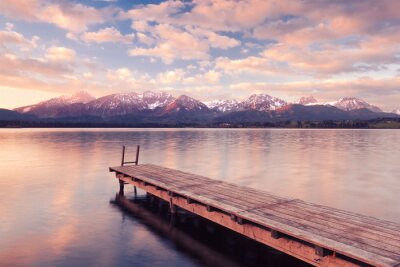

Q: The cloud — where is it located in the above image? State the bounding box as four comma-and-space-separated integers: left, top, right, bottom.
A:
123, 0, 288, 32
184, 70, 221, 85
46, 46, 76, 62
132, 20, 151, 32
215, 56, 289, 75
0, 27, 39, 51
123, 0, 400, 76
0, 28, 75, 90
129, 23, 239, 63
136, 32, 156, 46
0, 0, 117, 33
122, 0, 186, 24
228, 76, 400, 111
81, 27, 134, 44
0, 52, 72, 78
263, 36, 400, 76
129, 24, 210, 64
107, 68, 133, 81
2, 0, 400, 111
186, 26, 240, 49
157, 69, 185, 84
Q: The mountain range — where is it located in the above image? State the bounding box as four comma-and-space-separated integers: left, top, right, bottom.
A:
2, 90, 398, 126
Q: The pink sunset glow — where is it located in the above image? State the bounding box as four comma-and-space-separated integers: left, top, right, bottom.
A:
0, 0, 399, 111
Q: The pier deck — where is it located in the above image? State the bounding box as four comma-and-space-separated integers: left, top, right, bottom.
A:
110, 164, 400, 267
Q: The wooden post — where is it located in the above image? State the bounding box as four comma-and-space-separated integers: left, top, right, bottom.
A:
271, 230, 282, 239
121, 145, 125, 166
315, 245, 331, 257
134, 186, 137, 195
169, 198, 176, 214
135, 145, 140, 165
119, 179, 124, 195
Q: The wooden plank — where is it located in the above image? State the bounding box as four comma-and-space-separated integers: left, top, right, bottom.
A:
198, 189, 400, 258
238, 210, 399, 267
201, 192, 400, 254
113, 165, 218, 189
293, 200, 400, 232
272, 200, 400, 246
117, 175, 363, 267
242, 205, 400, 259
112, 165, 210, 190
110, 165, 400, 267
198, 191, 400, 252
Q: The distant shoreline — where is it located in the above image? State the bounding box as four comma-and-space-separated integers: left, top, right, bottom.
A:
1, 117, 400, 129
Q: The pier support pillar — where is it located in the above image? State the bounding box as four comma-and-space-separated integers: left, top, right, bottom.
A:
119, 179, 124, 195
134, 186, 137, 195
169, 198, 176, 214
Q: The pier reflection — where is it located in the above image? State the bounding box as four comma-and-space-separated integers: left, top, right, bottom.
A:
110, 192, 309, 267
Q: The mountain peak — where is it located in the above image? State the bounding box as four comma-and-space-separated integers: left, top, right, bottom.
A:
13, 91, 387, 120
392, 108, 400, 115
333, 97, 382, 112
205, 99, 240, 112
163, 95, 209, 113
243, 94, 287, 111
69, 91, 95, 104
298, 96, 318, 105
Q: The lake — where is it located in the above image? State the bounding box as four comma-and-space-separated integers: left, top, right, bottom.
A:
1, 128, 399, 267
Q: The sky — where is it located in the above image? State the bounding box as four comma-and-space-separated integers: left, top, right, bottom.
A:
0, 0, 399, 111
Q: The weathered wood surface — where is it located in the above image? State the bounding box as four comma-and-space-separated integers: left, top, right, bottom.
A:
110, 164, 400, 267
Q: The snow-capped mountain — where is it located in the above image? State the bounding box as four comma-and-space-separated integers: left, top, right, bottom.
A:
392, 108, 400, 115
14, 91, 392, 122
298, 96, 319, 106
331, 97, 382, 112
86, 91, 175, 117
162, 95, 209, 113
140, 91, 175, 109
67, 91, 96, 104
206, 95, 287, 112
241, 94, 287, 111
15, 91, 95, 117
205, 99, 241, 112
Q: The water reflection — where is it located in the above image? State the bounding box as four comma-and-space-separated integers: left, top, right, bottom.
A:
110, 193, 308, 267
0, 128, 399, 267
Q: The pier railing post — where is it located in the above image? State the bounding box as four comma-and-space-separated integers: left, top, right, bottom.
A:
121, 145, 125, 166
135, 145, 140, 165
120, 145, 140, 166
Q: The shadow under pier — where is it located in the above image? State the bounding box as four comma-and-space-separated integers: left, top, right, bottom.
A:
110, 192, 309, 267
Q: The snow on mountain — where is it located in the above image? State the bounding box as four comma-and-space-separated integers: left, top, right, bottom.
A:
140, 91, 175, 109
86, 91, 175, 117
67, 91, 96, 104
86, 92, 146, 116
392, 108, 400, 115
298, 96, 319, 106
241, 94, 287, 111
205, 99, 240, 112
331, 97, 382, 112
14, 90, 388, 120
15, 91, 95, 117
163, 95, 209, 113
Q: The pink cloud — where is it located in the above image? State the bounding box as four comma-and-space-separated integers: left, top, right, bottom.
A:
0, 0, 117, 32
46, 46, 76, 62
0, 27, 39, 51
129, 24, 210, 64
81, 27, 134, 44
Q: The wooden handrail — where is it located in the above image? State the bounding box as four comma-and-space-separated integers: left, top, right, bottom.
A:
121, 145, 140, 166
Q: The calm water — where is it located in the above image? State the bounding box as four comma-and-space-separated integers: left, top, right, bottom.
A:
0, 128, 399, 267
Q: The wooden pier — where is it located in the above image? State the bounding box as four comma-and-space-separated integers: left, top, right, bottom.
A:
109, 151, 400, 267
